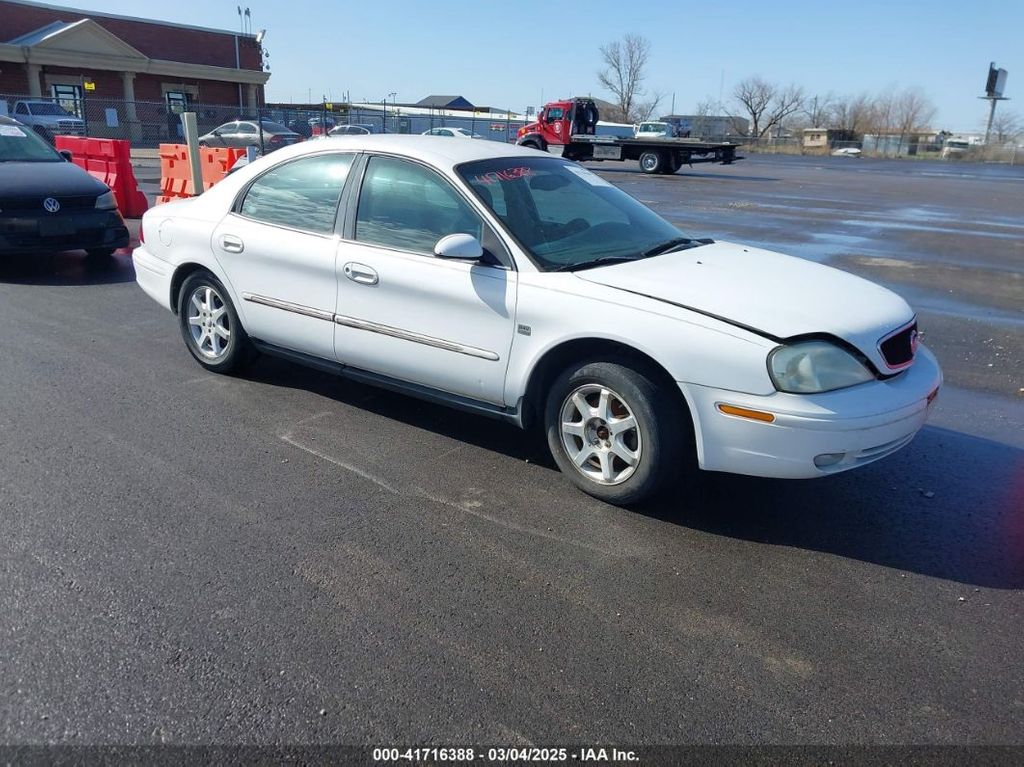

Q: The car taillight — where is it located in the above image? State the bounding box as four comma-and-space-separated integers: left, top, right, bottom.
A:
269, 135, 284, 144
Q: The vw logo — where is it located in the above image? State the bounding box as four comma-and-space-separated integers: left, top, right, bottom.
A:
42, 197, 61, 213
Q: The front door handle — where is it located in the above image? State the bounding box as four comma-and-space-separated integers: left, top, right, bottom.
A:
343, 262, 378, 285
220, 234, 244, 254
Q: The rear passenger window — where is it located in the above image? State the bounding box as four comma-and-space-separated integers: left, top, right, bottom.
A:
355, 155, 484, 254
239, 153, 353, 234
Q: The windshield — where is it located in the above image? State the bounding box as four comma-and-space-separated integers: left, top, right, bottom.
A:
458, 157, 691, 270
28, 102, 74, 116
0, 123, 62, 162
638, 123, 665, 132
258, 120, 291, 132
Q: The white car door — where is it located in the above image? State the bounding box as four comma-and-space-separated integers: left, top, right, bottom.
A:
212, 152, 355, 361
333, 154, 517, 406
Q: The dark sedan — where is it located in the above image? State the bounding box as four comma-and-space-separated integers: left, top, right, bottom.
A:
0, 116, 128, 259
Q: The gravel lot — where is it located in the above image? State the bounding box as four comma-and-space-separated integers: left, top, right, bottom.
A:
1, 152, 1022, 747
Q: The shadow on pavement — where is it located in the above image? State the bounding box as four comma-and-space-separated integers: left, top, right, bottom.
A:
245, 354, 1024, 590
0, 248, 136, 286
588, 165, 780, 183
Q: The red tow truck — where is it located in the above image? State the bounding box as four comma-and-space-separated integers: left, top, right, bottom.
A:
516, 98, 741, 174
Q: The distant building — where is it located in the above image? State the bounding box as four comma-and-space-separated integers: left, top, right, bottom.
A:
0, 0, 268, 112
415, 95, 476, 111
861, 130, 942, 156
661, 114, 748, 138
802, 127, 857, 152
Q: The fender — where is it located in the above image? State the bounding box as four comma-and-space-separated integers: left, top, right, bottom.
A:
516, 133, 548, 152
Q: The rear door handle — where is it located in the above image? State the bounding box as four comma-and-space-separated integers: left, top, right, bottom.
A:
343, 262, 378, 285
220, 234, 244, 253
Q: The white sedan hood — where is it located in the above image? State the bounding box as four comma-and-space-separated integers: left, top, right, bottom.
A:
575, 241, 914, 370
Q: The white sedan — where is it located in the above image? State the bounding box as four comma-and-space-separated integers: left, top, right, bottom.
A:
133, 136, 941, 505
422, 127, 482, 139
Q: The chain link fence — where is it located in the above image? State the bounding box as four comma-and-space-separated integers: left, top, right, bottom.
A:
0, 93, 529, 149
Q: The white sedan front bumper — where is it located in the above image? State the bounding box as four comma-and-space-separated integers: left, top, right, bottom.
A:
681, 345, 943, 479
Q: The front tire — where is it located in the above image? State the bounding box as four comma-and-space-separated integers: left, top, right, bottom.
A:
545, 359, 687, 505
177, 271, 249, 373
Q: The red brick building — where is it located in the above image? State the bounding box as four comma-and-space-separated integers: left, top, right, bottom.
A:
0, 0, 269, 114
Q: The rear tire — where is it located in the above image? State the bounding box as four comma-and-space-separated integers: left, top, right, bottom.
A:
544, 359, 688, 505
639, 150, 669, 174
177, 271, 250, 374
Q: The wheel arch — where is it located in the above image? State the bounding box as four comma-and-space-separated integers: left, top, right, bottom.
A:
517, 134, 548, 152
169, 261, 225, 315
520, 337, 694, 435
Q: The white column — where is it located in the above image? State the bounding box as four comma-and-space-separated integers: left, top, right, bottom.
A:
26, 63, 42, 97
121, 72, 138, 118
121, 72, 141, 141
246, 83, 259, 112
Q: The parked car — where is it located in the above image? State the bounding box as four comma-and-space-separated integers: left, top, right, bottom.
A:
422, 127, 482, 138
133, 137, 941, 505
198, 120, 303, 152
0, 116, 128, 258
831, 147, 862, 157
328, 125, 372, 136
11, 99, 86, 143
634, 121, 674, 139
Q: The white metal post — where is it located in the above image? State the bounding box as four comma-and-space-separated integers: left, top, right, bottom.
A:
181, 112, 203, 197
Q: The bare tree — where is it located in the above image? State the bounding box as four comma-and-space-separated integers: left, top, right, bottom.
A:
802, 93, 835, 128
868, 90, 898, 154
988, 110, 1022, 143
732, 76, 805, 138
598, 34, 654, 122
832, 92, 875, 135
894, 88, 937, 154
633, 91, 665, 122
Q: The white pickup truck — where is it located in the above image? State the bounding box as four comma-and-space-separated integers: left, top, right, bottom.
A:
10, 100, 86, 143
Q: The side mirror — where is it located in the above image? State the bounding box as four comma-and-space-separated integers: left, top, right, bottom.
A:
434, 233, 483, 261
58, 149, 74, 162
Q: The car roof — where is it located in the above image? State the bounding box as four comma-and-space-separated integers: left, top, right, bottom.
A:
273, 134, 543, 168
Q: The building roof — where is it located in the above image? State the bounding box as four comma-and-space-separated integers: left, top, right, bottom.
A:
3, 0, 254, 38
415, 95, 475, 110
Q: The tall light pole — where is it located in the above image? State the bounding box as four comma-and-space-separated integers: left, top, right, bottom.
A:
980, 63, 1009, 146
382, 91, 396, 133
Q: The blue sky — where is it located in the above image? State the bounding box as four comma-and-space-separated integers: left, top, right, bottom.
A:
84, 1, 1021, 130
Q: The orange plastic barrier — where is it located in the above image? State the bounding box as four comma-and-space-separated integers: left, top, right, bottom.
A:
156, 144, 194, 204
200, 147, 246, 190
155, 145, 246, 204
55, 136, 149, 218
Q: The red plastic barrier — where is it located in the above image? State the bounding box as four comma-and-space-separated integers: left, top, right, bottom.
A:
55, 136, 149, 218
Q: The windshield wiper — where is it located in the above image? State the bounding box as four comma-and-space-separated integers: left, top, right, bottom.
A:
641, 237, 698, 258
551, 256, 640, 272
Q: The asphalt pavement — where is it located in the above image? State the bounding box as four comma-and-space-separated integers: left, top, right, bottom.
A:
1, 152, 1022, 748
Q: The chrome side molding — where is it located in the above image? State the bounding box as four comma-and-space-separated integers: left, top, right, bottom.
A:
241, 293, 499, 362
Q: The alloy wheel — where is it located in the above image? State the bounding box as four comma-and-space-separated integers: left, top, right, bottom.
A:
559, 384, 643, 485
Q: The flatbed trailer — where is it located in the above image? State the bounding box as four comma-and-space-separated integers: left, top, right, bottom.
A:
556, 134, 740, 173
516, 97, 743, 175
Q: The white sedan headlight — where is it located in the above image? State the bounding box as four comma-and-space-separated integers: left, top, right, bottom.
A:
95, 190, 117, 210
768, 340, 874, 394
